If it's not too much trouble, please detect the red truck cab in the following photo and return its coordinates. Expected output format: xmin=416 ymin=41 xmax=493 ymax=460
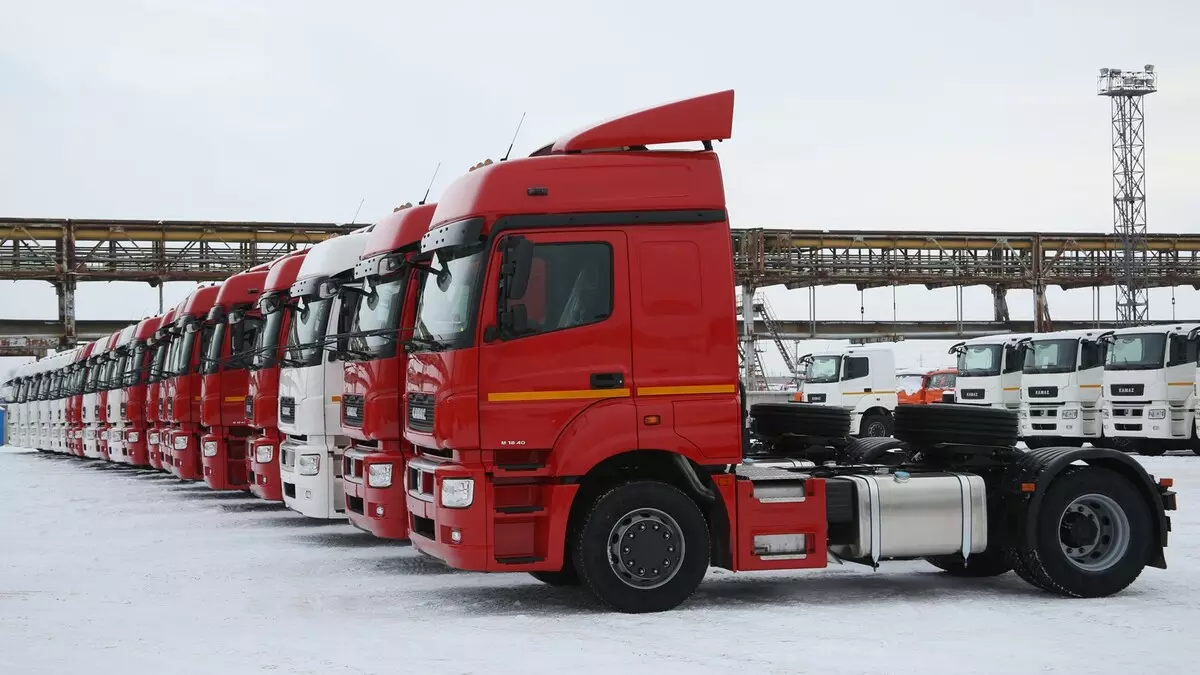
xmin=340 ymin=203 xmax=435 ymax=538
xmin=66 ymin=342 xmax=96 ymax=457
xmin=146 ymin=308 xmax=178 ymax=470
xmin=200 ymin=264 xmax=271 ymax=490
xmin=164 ymin=284 xmax=222 ymax=480
xmin=244 ymin=250 xmax=309 ymax=500
xmin=119 ymin=316 xmax=165 ymax=467
xmin=96 ymin=331 xmax=123 ymax=462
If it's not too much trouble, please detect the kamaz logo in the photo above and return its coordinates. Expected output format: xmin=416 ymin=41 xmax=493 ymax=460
xmin=1029 ymin=387 xmax=1055 ymax=398
xmin=1114 ymin=386 xmax=1139 ymax=395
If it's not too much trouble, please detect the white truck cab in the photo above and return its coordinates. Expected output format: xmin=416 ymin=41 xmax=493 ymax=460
xmin=50 ymin=349 xmax=77 ymax=452
xmin=106 ymin=325 xmax=137 ymax=463
xmin=81 ymin=337 xmax=110 ymax=458
xmin=1018 ymin=329 xmax=1107 ymax=448
xmin=799 ymin=345 xmax=898 ymax=437
xmin=278 ymin=227 xmax=370 ymax=519
xmin=1100 ymin=322 xmax=1200 ymax=456
xmin=7 ymin=365 xmax=29 ymax=447
xmin=949 ymin=333 xmax=1031 ymax=410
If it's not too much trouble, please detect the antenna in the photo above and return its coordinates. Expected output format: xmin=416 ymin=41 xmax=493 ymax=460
xmin=349 ymin=197 xmax=365 ymax=225
xmin=419 ymin=162 xmax=442 ymax=205
xmin=501 ymin=112 xmax=527 ymax=162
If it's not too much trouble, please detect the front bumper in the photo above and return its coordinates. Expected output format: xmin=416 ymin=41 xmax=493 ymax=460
xmin=147 ymin=427 xmax=166 ymax=470
xmin=166 ymin=426 xmax=204 ymax=481
xmin=1103 ymin=403 xmax=1191 ymax=439
xmin=201 ymin=432 xmax=250 ymax=491
xmin=82 ymin=426 xmax=102 ymax=459
xmin=343 ymin=449 xmax=409 ymax=539
xmin=280 ymin=438 xmax=345 ymax=520
xmin=123 ymin=427 xmax=150 ymax=467
xmin=248 ymin=434 xmax=282 ymax=502
xmin=1021 ymin=405 xmax=1100 ymax=439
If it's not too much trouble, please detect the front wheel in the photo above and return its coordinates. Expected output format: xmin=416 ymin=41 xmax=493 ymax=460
xmin=572 ymin=481 xmax=710 ymax=614
xmin=1011 ymin=466 xmax=1152 ymax=598
xmin=858 ymin=411 xmax=893 ymax=438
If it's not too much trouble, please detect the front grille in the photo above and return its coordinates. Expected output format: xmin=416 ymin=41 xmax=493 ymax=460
xmin=407 ymin=393 xmax=434 ymax=432
xmin=279 ymin=396 xmax=295 ymax=424
xmin=344 ymin=454 xmax=364 ymax=481
xmin=1110 ymin=383 xmax=1145 ymax=397
xmin=1032 ymin=423 xmax=1057 ymax=431
xmin=342 ymin=394 xmax=364 ymax=428
xmin=281 ymin=446 xmax=296 ymax=471
xmin=1116 ymin=423 xmax=1143 ymax=431
xmin=1027 ymin=386 xmax=1058 ymax=398
xmin=1113 ymin=408 xmax=1144 ymax=418
xmin=408 ymin=463 xmax=436 ymax=501
xmin=1029 ymin=407 xmax=1058 ymax=418
xmin=244 ymin=396 xmax=254 ymax=420
xmin=959 ymin=389 xmax=985 ymax=400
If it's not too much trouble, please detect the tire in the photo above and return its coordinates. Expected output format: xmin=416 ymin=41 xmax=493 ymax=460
xmin=572 ymin=481 xmax=710 ymax=614
xmin=1136 ymin=442 xmax=1167 ymax=457
xmin=893 ymin=403 xmax=1018 ymax=449
xmin=750 ymin=402 xmax=851 ymax=439
xmin=857 ymin=411 xmax=893 ymax=438
xmin=840 ymin=436 xmax=910 ymax=465
xmin=529 ymin=566 xmax=581 ymax=587
xmin=1010 ymin=466 xmax=1153 ymax=598
xmin=926 ymin=547 xmax=1011 ymax=577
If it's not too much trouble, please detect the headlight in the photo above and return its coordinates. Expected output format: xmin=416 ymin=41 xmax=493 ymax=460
xmin=441 ymin=478 xmax=475 ymax=508
xmin=149 ymin=432 xmax=160 ymax=445
xmin=1148 ymin=408 xmax=1167 ymax=420
xmin=173 ymin=435 xmax=188 ymax=450
xmin=368 ymin=463 xmax=393 ymax=488
xmin=1061 ymin=409 xmax=1079 ymax=420
xmin=255 ymin=444 xmax=273 ymax=463
xmin=127 ymin=431 xmax=140 ymax=443
xmin=202 ymin=440 xmax=219 ymax=457
xmin=297 ymin=454 xmax=320 ymax=476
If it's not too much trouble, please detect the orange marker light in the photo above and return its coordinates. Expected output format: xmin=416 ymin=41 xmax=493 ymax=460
xmin=1159 ymin=478 xmax=1174 ymax=488
xmin=1020 ymin=482 xmax=1037 ymax=493
xmin=643 ymin=415 xmax=661 ymax=426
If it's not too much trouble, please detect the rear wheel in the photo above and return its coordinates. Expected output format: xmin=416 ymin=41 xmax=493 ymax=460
xmin=1011 ymin=466 xmax=1152 ymax=598
xmin=858 ymin=411 xmax=892 ymax=438
xmin=572 ymin=481 xmax=710 ymax=613
xmin=529 ymin=564 xmax=580 ymax=587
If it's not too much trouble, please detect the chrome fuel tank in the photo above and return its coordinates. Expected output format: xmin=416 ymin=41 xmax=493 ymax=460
xmin=829 ymin=472 xmax=988 ymax=563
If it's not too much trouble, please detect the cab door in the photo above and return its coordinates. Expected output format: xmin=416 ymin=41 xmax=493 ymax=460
xmin=477 ymin=230 xmax=634 ymax=454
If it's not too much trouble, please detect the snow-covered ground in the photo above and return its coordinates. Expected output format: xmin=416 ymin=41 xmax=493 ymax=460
xmin=0 ymin=446 xmax=1195 ymax=675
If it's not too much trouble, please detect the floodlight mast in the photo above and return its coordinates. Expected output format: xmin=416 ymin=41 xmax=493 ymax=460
xmin=1098 ymin=65 xmax=1157 ymax=326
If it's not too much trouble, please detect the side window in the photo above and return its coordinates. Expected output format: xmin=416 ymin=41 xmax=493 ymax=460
xmin=930 ymin=373 xmax=954 ymax=389
xmin=1167 ymin=335 xmax=1197 ymax=367
xmin=230 ymin=317 xmax=264 ymax=371
xmin=843 ymin=357 xmax=869 ymax=380
xmin=1080 ymin=340 xmax=1105 ymax=370
xmin=1003 ymin=345 xmax=1024 ymax=374
xmin=333 ymin=295 xmax=357 ymax=361
xmin=508 ymin=242 xmax=613 ymax=338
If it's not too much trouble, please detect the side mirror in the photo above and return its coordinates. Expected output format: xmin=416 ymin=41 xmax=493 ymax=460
xmin=260 ymin=294 xmax=281 ymax=315
xmin=317 ymin=279 xmax=340 ymax=300
xmin=228 ymin=308 xmax=247 ymax=325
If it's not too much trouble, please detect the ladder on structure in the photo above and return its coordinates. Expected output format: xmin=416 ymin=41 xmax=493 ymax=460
xmin=758 ymin=294 xmax=802 ymax=386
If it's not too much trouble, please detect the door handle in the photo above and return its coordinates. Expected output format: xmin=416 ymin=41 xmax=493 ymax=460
xmin=590 ymin=372 xmax=625 ymax=390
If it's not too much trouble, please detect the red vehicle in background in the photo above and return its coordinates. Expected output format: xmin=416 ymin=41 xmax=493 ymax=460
xmin=897 ymin=367 xmax=957 ymax=405
xmin=164 ymin=284 xmax=222 ymax=480
xmin=66 ymin=341 xmax=96 ymax=457
xmin=119 ymin=315 xmax=165 ymax=467
xmin=243 ymin=250 xmax=309 ymax=501
xmin=200 ymin=263 xmax=271 ymax=490
xmin=96 ymin=331 xmax=123 ymax=462
xmin=340 ymin=203 xmax=435 ymax=538
xmin=146 ymin=308 xmax=178 ymax=470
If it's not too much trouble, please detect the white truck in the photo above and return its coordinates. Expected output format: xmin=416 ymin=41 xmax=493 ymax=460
xmin=277 ymin=227 xmax=370 ymax=519
xmin=1100 ymin=323 xmax=1200 ymax=456
xmin=105 ymin=325 xmax=137 ymax=463
xmin=798 ymin=345 xmax=898 ymax=437
xmin=50 ymin=348 xmax=79 ymax=452
xmin=949 ymin=333 xmax=1031 ymax=410
xmin=81 ymin=337 xmax=110 ymax=459
xmin=1018 ymin=329 xmax=1107 ymax=448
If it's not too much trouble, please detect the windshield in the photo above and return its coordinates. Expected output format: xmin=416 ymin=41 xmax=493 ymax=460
xmin=168 ymin=323 xmax=198 ymax=377
xmin=348 ymin=277 xmax=405 ymax=360
xmin=124 ymin=342 xmax=146 ymax=386
xmin=201 ymin=323 xmax=225 ymax=375
xmin=284 ymin=297 xmax=332 ymax=369
xmin=806 ymin=355 xmax=841 ymax=384
xmin=85 ymin=361 xmax=101 ymax=392
xmin=149 ymin=341 xmax=169 ymax=383
xmin=1024 ymin=339 xmax=1078 ymax=374
xmin=412 ymin=244 xmax=485 ymax=350
xmin=1106 ymin=333 xmax=1166 ymax=371
xmin=252 ymin=309 xmax=284 ymax=370
xmin=957 ymin=344 xmax=1001 ymax=377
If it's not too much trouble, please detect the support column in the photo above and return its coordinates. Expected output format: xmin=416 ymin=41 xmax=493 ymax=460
xmin=741 ymin=285 xmax=755 ymax=387
xmin=991 ymin=285 xmax=1010 ymax=322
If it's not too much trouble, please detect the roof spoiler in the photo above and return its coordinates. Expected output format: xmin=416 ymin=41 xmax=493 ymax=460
xmin=547 ymin=90 xmax=734 ymax=154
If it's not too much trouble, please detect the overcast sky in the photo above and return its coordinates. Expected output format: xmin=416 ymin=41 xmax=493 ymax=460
xmin=4 ymin=0 xmax=1200 ymax=378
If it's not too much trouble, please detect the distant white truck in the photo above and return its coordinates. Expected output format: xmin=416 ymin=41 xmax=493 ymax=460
xmin=1018 ymin=329 xmax=1108 ymax=448
xmin=797 ymin=345 xmax=897 ymax=437
xmin=1100 ymin=323 xmax=1200 ymax=456
xmin=949 ymin=333 xmax=1032 ymax=410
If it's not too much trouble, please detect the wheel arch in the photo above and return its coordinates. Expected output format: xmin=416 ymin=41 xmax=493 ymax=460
xmin=1017 ymin=446 xmax=1170 ymax=568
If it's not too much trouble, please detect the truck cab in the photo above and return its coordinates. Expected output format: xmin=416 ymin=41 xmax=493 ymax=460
xmin=798 ymin=345 xmax=898 ymax=436
xmin=278 ymin=227 xmax=370 ymax=518
xmin=82 ymin=335 xmax=115 ymax=459
xmin=106 ymin=325 xmax=138 ymax=463
xmin=339 ymin=203 xmax=435 ymax=538
xmin=1100 ymin=322 xmax=1200 ymax=456
xmin=898 ymin=367 xmax=957 ymax=405
xmin=96 ymin=331 xmax=125 ymax=461
xmin=67 ymin=342 xmax=96 ymax=456
xmin=145 ymin=308 xmax=178 ymax=470
xmin=118 ymin=316 xmax=164 ymax=467
xmin=241 ymin=250 xmax=309 ymax=501
xmin=51 ymin=349 xmax=79 ymax=452
xmin=164 ymin=285 xmax=222 ymax=479
xmin=1019 ymin=329 xmax=1107 ymax=448
xmin=949 ymin=333 xmax=1030 ymax=410
xmin=200 ymin=264 xmax=270 ymax=490
xmin=9 ymin=369 xmax=29 ymax=448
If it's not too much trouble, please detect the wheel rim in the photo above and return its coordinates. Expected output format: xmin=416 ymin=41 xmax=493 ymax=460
xmin=865 ymin=420 xmax=887 ymax=437
xmin=607 ymin=507 xmax=685 ymax=589
xmin=1057 ymin=493 xmax=1131 ymax=572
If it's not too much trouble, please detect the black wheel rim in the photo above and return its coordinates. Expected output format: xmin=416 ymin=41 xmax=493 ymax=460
xmin=865 ymin=420 xmax=887 ymax=437
xmin=607 ymin=507 xmax=685 ymax=589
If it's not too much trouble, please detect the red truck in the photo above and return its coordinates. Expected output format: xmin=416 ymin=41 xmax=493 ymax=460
xmin=164 ymin=285 xmax=222 ymax=480
xmin=95 ymin=331 xmax=123 ymax=462
xmin=119 ymin=316 xmax=165 ymax=466
xmin=66 ymin=341 xmax=96 ymax=457
xmin=146 ymin=307 xmax=178 ymax=470
xmin=243 ymin=250 xmax=309 ymax=500
xmin=400 ymin=90 xmax=1177 ymax=613
xmin=339 ymin=203 xmax=435 ymax=538
xmin=200 ymin=263 xmax=272 ymax=490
